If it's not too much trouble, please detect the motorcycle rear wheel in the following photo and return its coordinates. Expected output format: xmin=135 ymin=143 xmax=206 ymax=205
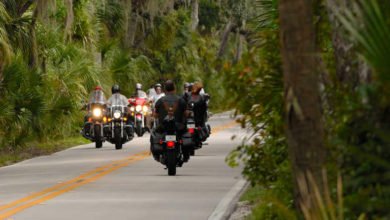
xmin=166 ymin=151 xmax=177 ymax=176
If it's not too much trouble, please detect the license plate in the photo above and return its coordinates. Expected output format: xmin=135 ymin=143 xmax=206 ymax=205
xmin=187 ymin=124 xmax=195 ymax=129
xmin=165 ymin=135 xmax=176 ymax=141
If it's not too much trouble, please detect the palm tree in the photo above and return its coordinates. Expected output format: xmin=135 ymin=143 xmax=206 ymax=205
xmin=0 ymin=1 xmax=12 ymax=82
xmin=278 ymin=0 xmax=326 ymax=210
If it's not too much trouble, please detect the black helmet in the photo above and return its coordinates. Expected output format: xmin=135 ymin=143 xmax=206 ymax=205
xmin=111 ymin=84 xmax=120 ymax=94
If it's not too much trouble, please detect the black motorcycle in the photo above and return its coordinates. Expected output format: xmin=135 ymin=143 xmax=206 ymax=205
xmin=105 ymin=104 xmax=134 ymax=150
xmin=82 ymin=103 xmax=106 ymax=148
xmin=186 ymin=101 xmax=211 ymax=155
xmin=151 ymin=118 xmax=191 ymax=176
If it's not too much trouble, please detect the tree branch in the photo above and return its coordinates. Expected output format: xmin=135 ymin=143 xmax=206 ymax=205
xmin=18 ymin=0 xmax=35 ymax=17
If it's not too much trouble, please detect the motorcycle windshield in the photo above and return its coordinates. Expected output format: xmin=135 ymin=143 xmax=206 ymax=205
xmin=89 ymin=90 xmax=106 ymax=105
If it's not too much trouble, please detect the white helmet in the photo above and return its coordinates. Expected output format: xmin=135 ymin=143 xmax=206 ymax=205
xmin=136 ymin=83 xmax=142 ymax=90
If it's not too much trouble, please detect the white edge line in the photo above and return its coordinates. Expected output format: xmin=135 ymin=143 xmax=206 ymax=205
xmin=208 ymin=179 xmax=249 ymax=220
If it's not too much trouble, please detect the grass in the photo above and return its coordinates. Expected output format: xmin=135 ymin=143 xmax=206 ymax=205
xmin=238 ymin=184 xmax=297 ymax=220
xmin=240 ymin=184 xmax=264 ymax=204
xmin=0 ymin=136 xmax=89 ymax=167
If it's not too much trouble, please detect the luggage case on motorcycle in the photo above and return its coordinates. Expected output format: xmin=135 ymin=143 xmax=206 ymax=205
xmin=150 ymin=131 xmax=164 ymax=153
xmin=182 ymin=132 xmax=194 ymax=149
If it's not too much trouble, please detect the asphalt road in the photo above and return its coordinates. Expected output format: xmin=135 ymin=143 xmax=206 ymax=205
xmin=0 ymin=112 xmax=245 ymax=220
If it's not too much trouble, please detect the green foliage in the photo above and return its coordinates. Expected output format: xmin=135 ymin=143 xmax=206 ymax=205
xmin=0 ymin=0 xmax=232 ymax=158
xmin=0 ymin=55 xmax=43 ymax=147
xmin=326 ymin=0 xmax=390 ymax=218
xmin=199 ymin=0 xmax=221 ymax=33
xmin=242 ymin=174 xmax=295 ymax=220
xmin=225 ymin=0 xmax=287 ymax=188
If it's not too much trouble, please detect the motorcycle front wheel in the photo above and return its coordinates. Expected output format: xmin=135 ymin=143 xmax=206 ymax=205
xmin=114 ymin=127 xmax=122 ymax=150
xmin=135 ymin=121 xmax=143 ymax=137
xmin=94 ymin=125 xmax=102 ymax=148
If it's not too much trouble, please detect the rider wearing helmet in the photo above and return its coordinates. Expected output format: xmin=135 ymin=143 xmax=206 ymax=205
xmin=151 ymin=83 xmax=165 ymax=107
xmin=82 ymin=86 xmax=107 ymax=137
xmin=133 ymin=83 xmax=148 ymax=98
xmin=107 ymin=84 xmax=129 ymax=106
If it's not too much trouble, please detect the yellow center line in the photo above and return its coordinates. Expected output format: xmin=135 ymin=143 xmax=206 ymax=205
xmin=0 ymin=120 xmax=238 ymax=219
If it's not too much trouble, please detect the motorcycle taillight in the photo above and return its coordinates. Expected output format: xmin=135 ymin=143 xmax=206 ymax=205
xmin=166 ymin=141 xmax=175 ymax=149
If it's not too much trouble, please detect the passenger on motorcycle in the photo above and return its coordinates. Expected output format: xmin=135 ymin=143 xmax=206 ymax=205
xmin=188 ymin=82 xmax=210 ymax=140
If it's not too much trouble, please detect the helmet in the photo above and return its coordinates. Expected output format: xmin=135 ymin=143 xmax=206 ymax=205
xmin=136 ymin=83 xmax=142 ymax=90
xmin=111 ymin=84 xmax=120 ymax=94
xmin=188 ymin=82 xmax=193 ymax=91
xmin=154 ymin=83 xmax=162 ymax=88
xmin=94 ymin=85 xmax=102 ymax=91
xmin=184 ymin=82 xmax=190 ymax=88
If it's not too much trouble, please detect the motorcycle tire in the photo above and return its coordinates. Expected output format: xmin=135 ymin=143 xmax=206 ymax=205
xmin=114 ymin=127 xmax=122 ymax=150
xmin=190 ymin=149 xmax=195 ymax=156
xmin=94 ymin=125 xmax=102 ymax=149
xmin=95 ymin=141 xmax=102 ymax=148
xmin=166 ymin=151 xmax=177 ymax=176
xmin=136 ymin=122 xmax=143 ymax=137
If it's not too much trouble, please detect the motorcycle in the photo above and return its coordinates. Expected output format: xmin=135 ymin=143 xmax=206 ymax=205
xmin=151 ymin=118 xmax=191 ymax=176
xmin=82 ymin=103 xmax=107 ymax=148
xmin=105 ymin=104 xmax=134 ymax=150
xmin=186 ymin=101 xmax=211 ymax=155
xmin=129 ymin=97 xmax=150 ymax=137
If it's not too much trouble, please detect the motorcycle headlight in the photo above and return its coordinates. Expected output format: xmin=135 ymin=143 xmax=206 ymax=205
xmin=92 ymin=108 xmax=102 ymax=117
xmin=130 ymin=106 xmax=135 ymax=112
xmin=142 ymin=106 xmax=148 ymax=112
xmin=135 ymin=105 xmax=142 ymax=112
xmin=113 ymin=110 xmax=121 ymax=119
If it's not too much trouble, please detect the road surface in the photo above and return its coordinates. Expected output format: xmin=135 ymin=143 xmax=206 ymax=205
xmin=0 ymin=112 xmax=245 ymax=220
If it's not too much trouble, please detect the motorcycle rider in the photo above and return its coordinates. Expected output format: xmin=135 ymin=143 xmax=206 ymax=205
xmin=146 ymin=83 xmax=165 ymax=131
xmin=82 ymin=86 xmax=107 ymax=137
xmin=133 ymin=83 xmax=148 ymax=98
xmin=182 ymin=82 xmax=193 ymax=103
xmin=183 ymin=82 xmax=190 ymax=94
xmin=107 ymin=84 xmax=134 ymax=138
xmin=151 ymin=83 xmax=165 ymax=107
xmin=107 ymin=84 xmax=128 ymax=106
xmin=151 ymin=80 xmax=188 ymax=161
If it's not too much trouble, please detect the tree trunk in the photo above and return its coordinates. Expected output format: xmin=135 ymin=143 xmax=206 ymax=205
xmin=64 ymin=0 xmax=74 ymax=42
xmin=234 ymin=21 xmax=245 ymax=64
xmin=29 ymin=6 xmax=39 ymax=68
xmin=279 ymin=0 xmax=326 ymax=209
xmin=217 ymin=20 xmax=233 ymax=59
xmin=124 ymin=5 xmax=138 ymax=49
xmin=190 ymin=0 xmax=199 ymax=31
xmin=326 ymin=0 xmax=371 ymax=87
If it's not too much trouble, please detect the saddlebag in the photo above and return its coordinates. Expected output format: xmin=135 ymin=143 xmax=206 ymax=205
xmin=182 ymin=132 xmax=194 ymax=149
xmin=150 ymin=131 xmax=164 ymax=153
